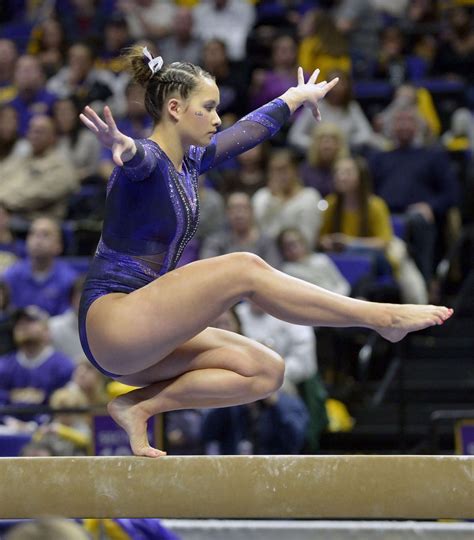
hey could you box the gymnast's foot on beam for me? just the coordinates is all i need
[108,396,166,458]
[374,305,453,343]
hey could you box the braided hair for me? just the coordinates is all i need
[124,46,214,123]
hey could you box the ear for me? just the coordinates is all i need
[167,98,183,122]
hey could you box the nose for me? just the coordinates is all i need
[213,111,221,128]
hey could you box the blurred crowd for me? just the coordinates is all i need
[0,0,473,465]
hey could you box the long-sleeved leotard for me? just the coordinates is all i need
[78,99,291,376]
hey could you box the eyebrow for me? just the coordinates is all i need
[203,100,220,107]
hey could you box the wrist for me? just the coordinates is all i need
[280,87,303,114]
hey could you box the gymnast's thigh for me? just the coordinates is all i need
[115,326,280,388]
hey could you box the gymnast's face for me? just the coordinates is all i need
[178,77,222,147]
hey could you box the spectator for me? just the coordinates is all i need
[27,17,68,78]
[5,518,89,540]
[194,175,226,243]
[249,34,300,111]
[158,7,203,65]
[117,0,177,41]
[432,6,474,89]
[95,13,132,78]
[0,39,18,104]
[0,115,78,221]
[252,148,322,249]
[47,42,115,111]
[193,0,256,62]
[200,191,280,267]
[277,227,350,297]
[373,25,410,86]
[66,355,109,407]
[201,38,248,121]
[0,105,27,164]
[54,0,108,43]
[370,109,459,282]
[320,156,427,303]
[288,70,384,154]
[8,55,57,136]
[52,97,102,183]
[0,305,75,410]
[2,217,78,316]
[298,122,349,197]
[331,0,382,78]
[297,8,351,81]
[0,204,26,266]
[48,275,86,362]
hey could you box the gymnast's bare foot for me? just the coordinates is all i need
[107,396,166,458]
[374,305,454,343]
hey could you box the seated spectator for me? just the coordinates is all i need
[193,0,256,62]
[249,34,300,112]
[373,25,410,86]
[27,17,68,78]
[8,55,57,136]
[297,8,351,81]
[212,142,269,198]
[277,227,350,297]
[370,109,459,282]
[320,156,427,303]
[0,39,18,104]
[48,275,85,362]
[0,205,26,271]
[200,191,280,267]
[0,105,27,165]
[431,6,474,100]
[52,97,102,184]
[118,0,177,41]
[0,305,75,411]
[0,115,78,221]
[252,148,322,249]
[288,70,385,154]
[201,390,309,455]
[2,217,78,316]
[95,13,132,77]
[33,385,91,456]
[157,7,202,65]
[47,42,115,111]
[298,122,349,197]
[66,355,109,406]
[374,83,440,146]
[441,108,474,152]
[201,38,248,122]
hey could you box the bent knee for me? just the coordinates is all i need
[254,347,286,397]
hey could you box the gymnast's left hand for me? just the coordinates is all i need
[281,67,339,120]
[79,105,136,166]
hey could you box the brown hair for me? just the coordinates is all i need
[332,156,373,237]
[124,45,214,124]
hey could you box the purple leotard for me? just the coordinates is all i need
[78,99,291,377]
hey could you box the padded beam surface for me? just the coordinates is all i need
[0,455,472,519]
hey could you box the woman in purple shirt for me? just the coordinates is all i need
[78,47,453,457]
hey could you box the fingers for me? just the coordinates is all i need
[113,151,124,167]
[82,105,108,131]
[79,113,99,133]
[308,68,320,85]
[104,105,118,131]
[297,66,304,86]
[322,77,339,95]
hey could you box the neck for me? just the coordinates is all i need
[0,230,12,243]
[343,192,359,209]
[21,343,46,359]
[150,123,185,171]
[31,257,54,273]
[233,225,253,240]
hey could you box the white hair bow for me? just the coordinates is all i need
[143,47,163,75]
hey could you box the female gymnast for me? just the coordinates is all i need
[78,47,453,457]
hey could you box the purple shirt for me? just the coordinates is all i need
[8,88,57,136]
[0,348,75,407]
[3,258,78,315]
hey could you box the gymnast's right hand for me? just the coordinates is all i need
[79,105,136,166]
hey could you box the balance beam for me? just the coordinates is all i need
[0,456,472,519]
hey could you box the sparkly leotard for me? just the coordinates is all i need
[78,99,290,377]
